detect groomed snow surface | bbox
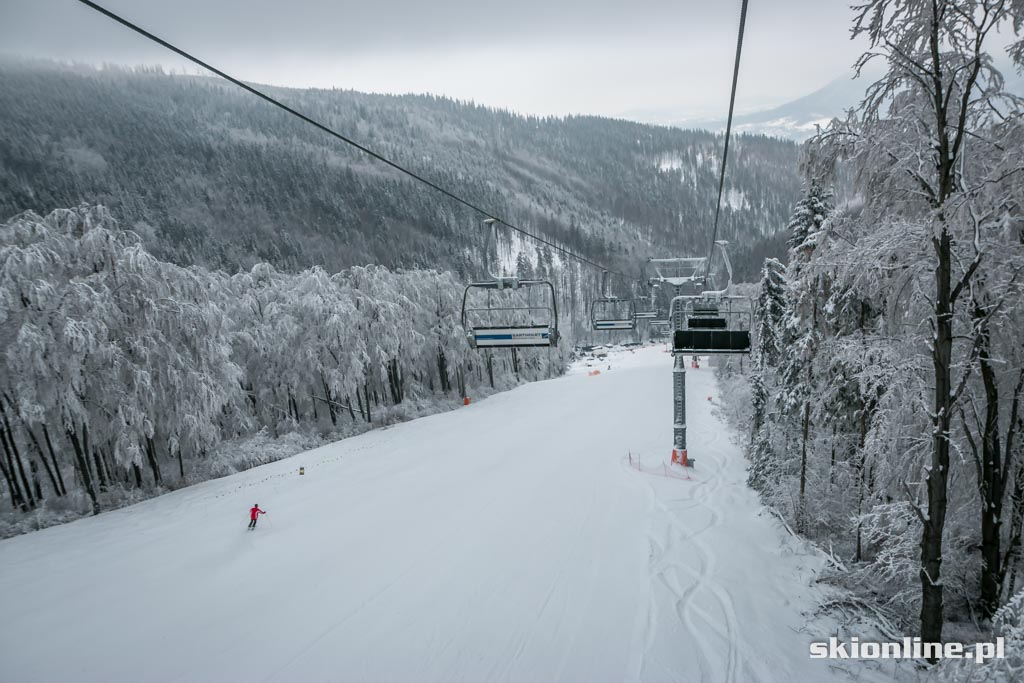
[0,346,895,682]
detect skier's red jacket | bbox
[250,506,265,521]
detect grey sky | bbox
[0,0,869,119]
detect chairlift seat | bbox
[593,319,635,330]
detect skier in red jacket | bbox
[248,504,266,529]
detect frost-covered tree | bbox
[778,184,834,532]
[754,257,787,371]
[0,206,573,530]
[722,1,1024,652]
[786,180,832,253]
[806,0,1024,645]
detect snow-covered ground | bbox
[0,346,894,682]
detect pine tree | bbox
[785,180,832,254]
[754,257,787,370]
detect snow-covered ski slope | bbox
[0,346,890,683]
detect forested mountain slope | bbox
[0,60,800,280]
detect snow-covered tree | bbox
[753,257,787,371]
[0,206,573,526]
[805,0,1024,645]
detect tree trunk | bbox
[829,425,837,490]
[146,436,163,487]
[243,381,258,414]
[42,425,67,496]
[68,426,99,514]
[856,404,870,562]
[1003,459,1024,601]
[0,446,25,511]
[0,395,36,508]
[921,227,952,649]
[798,397,810,533]
[320,374,337,426]
[91,448,108,491]
[24,424,61,497]
[387,360,401,404]
[438,349,450,394]
[1,420,36,509]
[29,458,43,501]
[997,373,1024,604]
[976,316,1003,619]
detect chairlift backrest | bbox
[670,294,751,355]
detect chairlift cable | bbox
[73,0,637,282]
[704,0,749,282]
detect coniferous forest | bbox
[0,59,800,282]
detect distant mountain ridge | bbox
[0,60,803,281]
[632,62,1024,140]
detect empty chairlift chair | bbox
[461,217,560,349]
[591,297,636,331]
[633,286,659,320]
[462,277,559,349]
[591,271,636,331]
[670,295,751,354]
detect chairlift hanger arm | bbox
[701,241,735,297]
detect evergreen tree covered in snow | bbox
[0,60,803,283]
[753,257,787,371]
[785,180,832,253]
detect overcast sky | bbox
[0,0,870,120]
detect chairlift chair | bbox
[633,284,659,319]
[461,219,560,349]
[591,271,637,331]
[667,242,751,354]
[591,297,636,330]
[670,295,751,354]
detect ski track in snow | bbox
[0,346,893,683]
